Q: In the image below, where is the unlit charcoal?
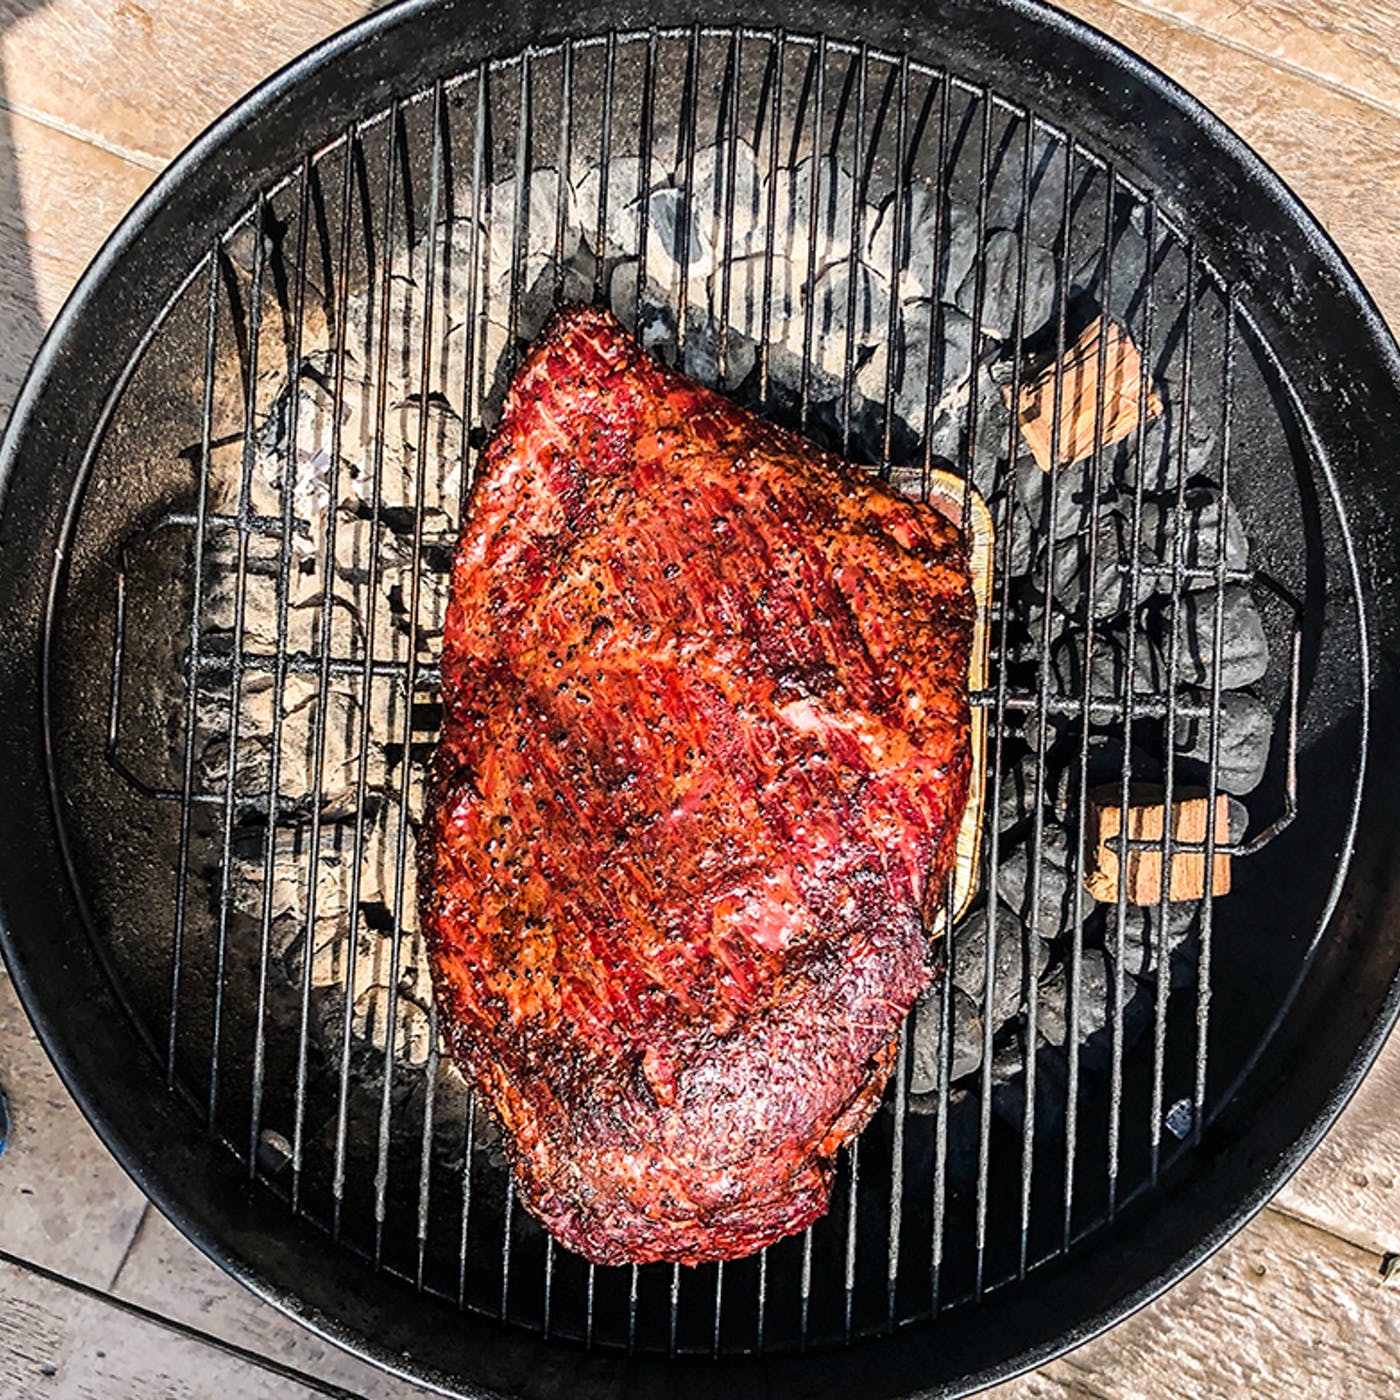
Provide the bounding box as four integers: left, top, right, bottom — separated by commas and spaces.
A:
953, 228, 1058, 340
1174, 688, 1274, 795
990, 1036, 1069, 1134
1035, 951, 1110, 1049
996, 825, 1074, 942
951, 902, 1050, 1027
1052, 626, 1163, 701
907, 986, 983, 1101
1138, 485, 1248, 574
1166, 584, 1269, 689
1104, 901, 1199, 984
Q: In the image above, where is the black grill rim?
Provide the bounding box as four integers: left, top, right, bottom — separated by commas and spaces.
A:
1, 0, 1399, 1397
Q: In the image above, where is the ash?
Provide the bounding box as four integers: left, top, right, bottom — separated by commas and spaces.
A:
190, 130, 1276, 1148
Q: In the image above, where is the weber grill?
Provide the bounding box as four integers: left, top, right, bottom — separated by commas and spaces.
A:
2, 1, 1399, 1396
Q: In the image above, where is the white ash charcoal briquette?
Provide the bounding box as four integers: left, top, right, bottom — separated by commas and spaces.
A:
908, 985, 983, 1097
1173, 688, 1274, 796
379, 394, 464, 518
310, 926, 388, 1006
352, 984, 431, 1066
686, 139, 766, 263
1167, 584, 1269, 689
954, 228, 1057, 340
759, 157, 858, 333
477, 168, 580, 297
572, 155, 650, 260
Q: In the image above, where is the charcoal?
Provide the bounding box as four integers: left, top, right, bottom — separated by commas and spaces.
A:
951, 902, 1050, 1027
990, 1034, 1069, 1136
966, 367, 1015, 494
1052, 626, 1162, 701
1013, 455, 1103, 544
1035, 950, 1110, 1049
901, 302, 978, 426
908, 984, 984, 1096
688, 139, 765, 260
1072, 221, 1149, 322
954, 228, 1059, 339
1056, 512, 1174, 620
1166, 584, 1269, 688
997, 493, 1038, 579
1104, 902, 1198, 982
998, 751, 1046, 827
1138, 484, 1249, 575
995, 825, 1075, 941
1053, 739, 1163, 820
1173, 688, 1274, 795
1131, 406, 1219, 493
867, 193, 979, 307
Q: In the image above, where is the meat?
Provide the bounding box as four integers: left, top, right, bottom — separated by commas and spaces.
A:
419, 305, 974, 1266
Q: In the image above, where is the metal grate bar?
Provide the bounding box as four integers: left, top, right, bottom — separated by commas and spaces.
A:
501, 1178, 515, 1318
675, 24, 701, 361
837, 45, 868, 460
797, 36, 827, 428
207, 192, 268, 1132
881, 57, 914, 1327
1015, 115, 1051, 1285
1147, 241, 1199, 1194
715, 30, 742, 384
167, 247, 221, 1087
1064, 161, 1118, 1255
633, 33, 656, 320
331, 108, 402, 1242
457, 67, 488, 522
756, 30, 784, 405
924, 67, 953, 1315
969, 85, 1000, 1300
592, 33, 617, 307
930, 869, 956, 1310
840, 48, 871, 1338
248, 157, 314, 1176
1196, 289, 1238, 1134
291, 133, 358, 1214
370, 79, 447, 1267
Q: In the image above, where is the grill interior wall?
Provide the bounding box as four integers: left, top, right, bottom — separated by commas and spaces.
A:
42, 27, 1357, 1359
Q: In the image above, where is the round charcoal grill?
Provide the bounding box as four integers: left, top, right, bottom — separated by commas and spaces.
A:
3, 0, 1400, 1395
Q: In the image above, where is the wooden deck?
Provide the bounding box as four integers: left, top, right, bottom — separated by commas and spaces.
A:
1, 1, 1397, 1394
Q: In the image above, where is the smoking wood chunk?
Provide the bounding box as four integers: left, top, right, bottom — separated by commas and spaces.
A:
1085, 783, 1231, 905
1007, 316, 1163, 472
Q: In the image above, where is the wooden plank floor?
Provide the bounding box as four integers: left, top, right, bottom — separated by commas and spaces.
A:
1, 0, 1397, 1394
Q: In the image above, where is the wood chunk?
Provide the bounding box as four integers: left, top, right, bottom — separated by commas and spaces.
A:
1006, 316, 1164, 472
1085, 783, 1231, 905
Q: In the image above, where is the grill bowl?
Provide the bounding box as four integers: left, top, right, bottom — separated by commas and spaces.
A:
3, 1, 1400, 1396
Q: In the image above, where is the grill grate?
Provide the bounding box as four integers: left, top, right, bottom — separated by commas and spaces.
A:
89, 26, 1312, 1357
